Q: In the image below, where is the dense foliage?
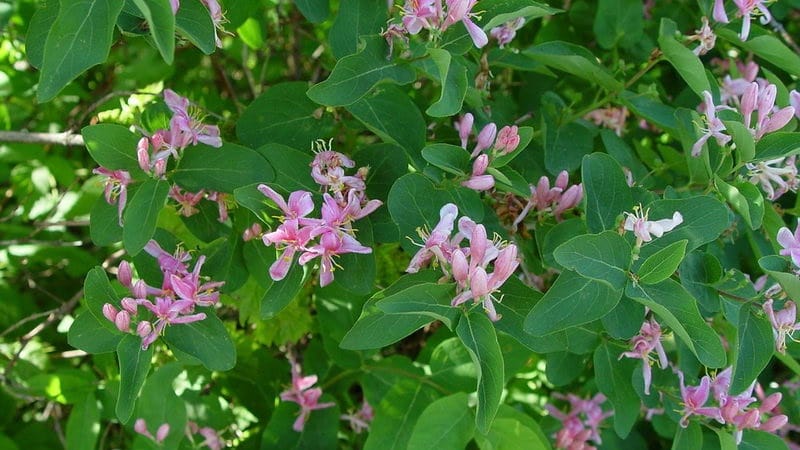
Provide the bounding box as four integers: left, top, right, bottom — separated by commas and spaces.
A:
3, 0, 800, 449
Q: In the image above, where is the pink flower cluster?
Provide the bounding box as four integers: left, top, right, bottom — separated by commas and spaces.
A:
101, 240, 223, 349
545, 393, 612, 450
169, 186, 230, 222
511, 171, 583, 228
676, 367, 787, 443
584, 106, 629, 136
407, 203, 519, 321
259, 145, 381, 287
385, 0, 494, 50
134, 418, 170, 445
621, 319, 668, 395
746, 157, 799, 201
137, 89, 222, 178
280, 354, 335, 432
454, 113, 522, 192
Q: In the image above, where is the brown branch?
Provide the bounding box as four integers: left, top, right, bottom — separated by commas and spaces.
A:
0, 131, 84, 146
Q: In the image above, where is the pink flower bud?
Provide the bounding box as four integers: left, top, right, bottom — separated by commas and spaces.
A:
462, 175, 495, 191
472, 154, 489, 176
455, 113, 474, 149
137, 138, 150, 173
153, 158, 167, 178
102, 303, 118, 323
712, 0, 729, 23
121, 297, 138, 314
472, 123, 497, 157
134, 418, 150, 437
741, 82, 758, 129
136, 321, 152, 338
132, 280, 147, 299
470, 266, 490, 298
115, 311, 131, 332
451, 249, 469, 286
759, 392, 782, 413
555, 171, 569, 190
760, 414, 788, 432
759, 107, 795, 137
155, 423, 170, 443
790, 90, 800, 119
758, 84, 777, 119
117, 261, 133, 287
495, 125, 520, 154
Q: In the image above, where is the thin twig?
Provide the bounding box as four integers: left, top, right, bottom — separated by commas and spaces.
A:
0, 131, 84, 146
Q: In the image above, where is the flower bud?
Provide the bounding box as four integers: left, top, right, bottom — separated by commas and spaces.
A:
455, 113, 474, 149
134, 418, 150, 436
495, 125, 520, 154
555, 171, 570, 190
136, 320, 153, 338
740, 82, 758, 129
472, 123, 497, 157
102, 303, 118, 323
137, 138, 151, 173
117, 261, 133, 288
121, 297, 139, 314
759, 392, 782, 413
451, 249, 469, 286
115, 311, 131, 332
153, 158, 167, 178
760, 414, 788, 432
472, 154, 489, 176
132, 280, 148, 299
712, 0, 729, 23
155, 424, 170, 443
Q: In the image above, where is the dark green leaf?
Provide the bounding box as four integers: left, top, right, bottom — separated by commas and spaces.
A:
116, 334, 153, 422
261, 262, 306, 319
593, 0, 643, 49
82, 266, 121, 332
262, 395, 340, 450
68, 311, 122, 354
295, 0, 329, 23
594, 342, 639, 438
657, 18, 710, 97
457, 311, 504, 434
753, 132, 800, 161
671, 422, 703, 450
759, 255, 800, 301
65, 392, 101, 450
164, 312, 236, 371
637, 239, 687, 285
175, 0, 216, 54
173, 143, 275, 193
715, 176, 764, 230
363, 379, 439, 450
478, 0, 561, 29
132, 0, 175, 63
717, 26, 800, 78
730, 307, 774, 395
739, 430, 789, 450
328, 0, 387, 58
122, 179, 170, 255
553, 231, 632, 290
582, 153, 633, 233
26, 0, 59, 69
525, 41, 622, 91
83, 124, 144, 174
407, 393, 475, 450
255, 144, 317, 193
377, 282, 459, 329
421, 144, 471, 176
426, 48, 468, 117
90, 196, 123, 246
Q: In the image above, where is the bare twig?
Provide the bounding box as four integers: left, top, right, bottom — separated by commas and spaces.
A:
0, 131, 84, 147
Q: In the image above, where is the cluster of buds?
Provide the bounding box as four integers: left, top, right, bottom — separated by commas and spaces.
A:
712, 0, 772, 41
169, 0, 227, 48
511, 171, 583, 229
385, 0, 490, 50
407, 203, 519, 321
280, 353, 335, 432
746, 156, 799, 201
454, 113, 522, 192
137, 89, 222, 178
584, 106, 629, 136
101, 240, 223, 349
621, 319, 668, 395
545, 393, 612, 450
134, 418, 170, 445
676, 367, 787, 443
340, 400, 374, 434
259, 142, 381, 287
169, 186, 230, 222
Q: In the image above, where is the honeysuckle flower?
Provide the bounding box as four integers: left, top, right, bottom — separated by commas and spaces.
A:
134, 419, 170, 444
623, 206, 683, 248
163, 89, 223, 147
494, 125, 520, 155
93, 167, 132, 226
585, 106, 629, 136
401, 0, 438, 34
169, 186, 205, 217
442, 0, 488, 48
692, 91, 731, 156
713, 0, 729, 23
733, 0, 772, 41
454, 113, 474, 149
790, 90, 800, 119
472, 122, 497, 156
206, 191, 229, 222
746, 157, 799, 200
677, 372, 721, 426
298, 230, 372, 287
281, 355, 335, 432
621, 319, 668, 395
490, 17, 525, 48
689, 17, 716, 55
258, 184, 316, 222
117, 261, 133, 288
263, 218, 319, 280
139, 297, 207, 347
746, 83, 795, 140
546, 393, 611, 449
777, 225, 800, 268
171, 256, 224, 307
512, 171, 582, 227
406, 203, 459, 273
169, 0, 180, 14
341, 400, 374, 434
462, 154, 494, 191
242, 223, 263, 241
200, 0, 227, 48
144, 240, 192, 285
763, 299, 800, 353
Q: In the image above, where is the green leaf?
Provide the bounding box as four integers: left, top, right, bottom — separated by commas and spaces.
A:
68, 311, 122, 354
237, 82, 333, 150
619, 90, 679, 132
122, 179, 170, 255
308, 36, 416, 106
341, 272, 439, 350
82, 124, 144, 174
262, 395, 340, 450
525, 271, 622, 336
164, 311, 236, 371
637, 195, 729, 259
593, 0, 643, 49
715, 176, 764, 230
90, 196, 123, 246
626, 280, 726, 368
364, 380, 439, 450
132, 0, 175, 64
237, 17, 264, 50
388, 173, 484, 254
544, 119, 595, 174
134, 364, 187, 450
759, 255, 800, 306
672, 422, 703, 450
37, 0, 123, 102
753, 132, 800, 161
525, 41, 622, 92
601, 295, 646, 339
594, 342, 639, 438
457, 310, 504, 434
261, 262, 306, 319
295, 0, 329, 23
346, 85, 427, 168
173, 143, 275, 193
739, 430, 790, 450
421, 144, 471, 176
116, 334, 153, 423
26, 0, 59, 69
175, 0, 216, 54
407, 393, 475, 450
553, 231, 632, 290
82, 266, 121, 332
478, 0, 562, 30
475, 405, 552, 450
255, 144, 317, 192
377, 282, 460, 329
657, 18, 710, 97
717, 26, 800, 78
637, 239, 687, 285
328, 0, 387, 58
430, 338, 478, 392
66, 392, 101, 450
725, 120, 755, 163
582, 153, 634, 233
426, 48, 468, 117
730, 307, 774, 395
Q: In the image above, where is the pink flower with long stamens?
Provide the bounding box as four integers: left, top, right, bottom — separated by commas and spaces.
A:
692, 91, 732, 156
263, 219, 320, 281
763, 299, 800, 353
93, 167, 132, 226
280, 354, 335, 432
677, 371, 722, 426
733, 0, 772, 41
163, 89, 222, 147
490, 17, 525, 48
258, 184, 316, 222
406, 203, 459, 273
401, 0, 438, 34
169, 186, 205, 217
442, 0, 488, 48
621, 319, 668, 395
299, 230, 372, 287
623, 205, 683, 249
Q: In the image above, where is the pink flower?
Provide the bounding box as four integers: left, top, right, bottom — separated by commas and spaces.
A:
489, 17, 525, 48
443, 0, 487, 48
790, 90, 800, 119
280, 355, 335, 432
93, 167, 132, 226
777, 225, 800, 268
621, 319, 668, 395
169, 186, 205, 217
406, 203, 459, 273
262, 219, 319, 281
401, 0, 438, 34
163, 89, 223, 148
341, 400, 373, 434
763, 299, 800, 353
692, 91, 732, 156
623, 206, 683, 248
494, 125, 520, 154
677, 372, 721, 426
471, 123, 497, 157
134, 418, 169, 444
299, 230, 372, 287
732, 0, 772, 41
746, 157, 798, 200
462, 154, 494, 191
258, 184, 315, 221
169, 0, 180, 14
